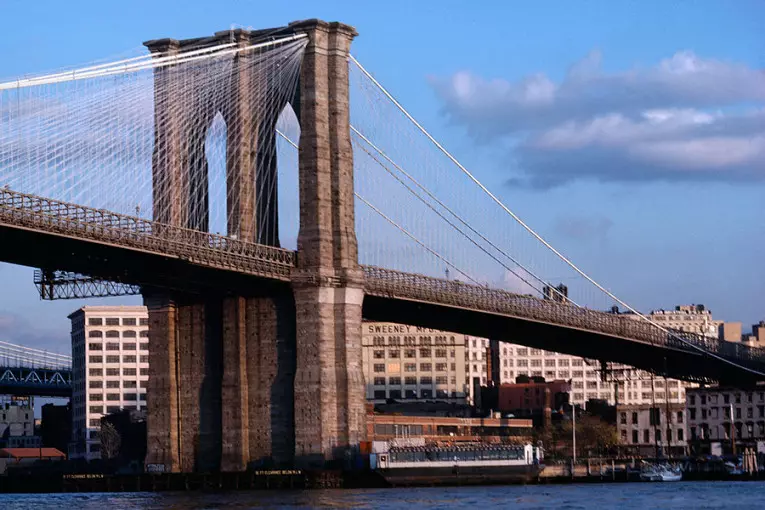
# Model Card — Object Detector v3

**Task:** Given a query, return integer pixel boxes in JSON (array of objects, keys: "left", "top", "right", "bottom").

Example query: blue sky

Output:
[{"left": 0, "top": 0, "right": 763, "bottom": 353}]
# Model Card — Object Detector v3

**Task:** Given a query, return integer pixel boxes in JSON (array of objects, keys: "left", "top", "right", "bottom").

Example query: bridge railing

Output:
[
  {"left": 0, "top": 188, "right": 295, "bottom": 280},
  {"left": 362, "top": 266, "right": 765, "bottom": 367}
]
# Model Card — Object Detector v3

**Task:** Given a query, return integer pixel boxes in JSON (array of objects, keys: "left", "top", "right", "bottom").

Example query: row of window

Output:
[
  {"left": 88, "top": 392, "right": 146, "bottom": 401},
  {"left": 689, "top": 406, "right": 765, "bottom": 420},
  {"left": 88, "top": 317, "right": 148, "bottom": 326},
  {"left": 691, "top": 422, "right": 765, "bottom": 440},
  {"left": 89, "top": 380, "right": 147, "bottom": 389},
  {"left": 620, "top": 410, "right": 684, "bottom": 425},
  {"left": 370, "top": 335, "right": 456, "bottom": 346},
  {"left": 88, "top": 405, "right": 140, "bottom": 415},
  {"left": 373, "top": 363, "right": 454, "bottom": 373},
  {"left": 689, "top": 392, "right": 765, "bottom": 406},
  {"left": 88, "top": 330, "right": 149, "bottom": 338},
  {"left": 87, "top": 342, "right": 149, "bottom": 350},
  {"left": 373, "top": 376, "right": 457, "bottom": 386},
  {"left": 89, "top": 368, "right": 148, "bottom": 376},
  {"left": 623, "top": 428, "right": 685, "bottom": 444},
  {"left": 88, "top": 355, "right": 148, "bottom": 364},
  {"left": 373, "top": 349, "right": 454, "bottom": 359},
  {"left": 372, "top": 389, "right": 458, "bottom": 400}
]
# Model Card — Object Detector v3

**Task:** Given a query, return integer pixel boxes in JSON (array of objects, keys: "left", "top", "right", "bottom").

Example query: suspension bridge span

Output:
[{"left": 1, "top": 19, "right": 762, "bottom": 473}]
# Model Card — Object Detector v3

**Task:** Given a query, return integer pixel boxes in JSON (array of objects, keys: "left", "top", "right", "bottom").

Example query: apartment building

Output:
[
  {"left": 361, "top": 322, "right": 467, "bottom": 404},
  {"left": 686, "top": 386, "right": 765, "bottom": 452},
  {"left": 68, "top": 305, "right": 149, "bottom": 461},
  {"left": 617, "top": 403, "right": 688, "bottom": 457}
]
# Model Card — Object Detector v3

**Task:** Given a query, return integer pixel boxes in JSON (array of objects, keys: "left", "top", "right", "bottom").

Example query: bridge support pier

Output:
[{"left": 290, "top": 19, "right": 366, "bottom": 466}]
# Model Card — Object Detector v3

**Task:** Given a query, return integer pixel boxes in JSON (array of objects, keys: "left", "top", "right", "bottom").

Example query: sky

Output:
[{"left": 0, "top": 0, "right": 763, "bottom": 354}]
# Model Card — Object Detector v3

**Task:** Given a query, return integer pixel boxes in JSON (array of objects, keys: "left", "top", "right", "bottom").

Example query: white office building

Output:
[{"left": 68, "top": 305, "right": 149, "bottom": 461}]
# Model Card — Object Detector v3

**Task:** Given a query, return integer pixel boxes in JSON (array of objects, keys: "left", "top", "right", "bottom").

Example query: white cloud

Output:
[{"left": 432, "top": 51, "right": 765, "bottom": 186}]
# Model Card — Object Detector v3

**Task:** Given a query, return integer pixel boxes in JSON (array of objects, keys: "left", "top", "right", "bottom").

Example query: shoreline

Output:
[{"left": 0, "top": 469, "right": 763, "bottom": 493}]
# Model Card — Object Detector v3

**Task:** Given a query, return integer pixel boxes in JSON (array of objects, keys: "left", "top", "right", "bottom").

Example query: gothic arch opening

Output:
[
  {"left": 274, "top": 102, "right": 300, "bottom": 251},
  {"left": 205, "top": 111, "right": 228, "bottom": 237}
]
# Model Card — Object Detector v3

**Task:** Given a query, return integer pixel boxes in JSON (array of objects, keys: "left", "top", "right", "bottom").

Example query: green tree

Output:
[{"left": 561, "top": 415, "right": 618, "bottom": 457}]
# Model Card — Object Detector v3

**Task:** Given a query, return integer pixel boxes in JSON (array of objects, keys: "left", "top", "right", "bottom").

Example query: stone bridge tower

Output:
[{"left": 142, "top": 19, "right": 365, "bottom": 472}]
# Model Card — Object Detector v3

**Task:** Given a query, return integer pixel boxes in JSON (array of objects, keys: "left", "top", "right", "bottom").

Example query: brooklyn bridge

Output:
[{"left": 1, "top": 19, "right": 763, "bottom": 473}]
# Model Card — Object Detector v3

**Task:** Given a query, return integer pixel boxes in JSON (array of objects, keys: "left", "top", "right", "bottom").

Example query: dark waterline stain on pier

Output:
[{"left": 2, "top": 482, "right": 765, "bottom": 509}]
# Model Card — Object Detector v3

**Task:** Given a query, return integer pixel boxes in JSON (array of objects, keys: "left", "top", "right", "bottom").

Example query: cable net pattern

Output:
[{"left": 0, "top": 36, "right": 306, "bottom": 247}]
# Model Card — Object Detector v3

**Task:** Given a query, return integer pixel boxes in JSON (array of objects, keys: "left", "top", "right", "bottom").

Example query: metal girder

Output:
[{"left": 34, "top": 269, "right": 140, "bottom": 300}]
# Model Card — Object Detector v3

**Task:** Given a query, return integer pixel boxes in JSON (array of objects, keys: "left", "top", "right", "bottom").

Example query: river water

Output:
[{"left": 1, "top": 482, "right": 763, "bottom": 509}]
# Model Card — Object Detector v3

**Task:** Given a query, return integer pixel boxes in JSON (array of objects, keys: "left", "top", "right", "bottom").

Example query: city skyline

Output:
[{"left": 0, "top": 0, "right": 763, "bottom": 352}]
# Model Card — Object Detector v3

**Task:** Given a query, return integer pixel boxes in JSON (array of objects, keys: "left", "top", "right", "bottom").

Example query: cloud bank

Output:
[{"left": 431, "top": 51, "right": 765, "bottom": 187}]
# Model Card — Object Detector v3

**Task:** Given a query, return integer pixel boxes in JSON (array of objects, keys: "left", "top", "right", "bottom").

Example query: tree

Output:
[
  {"left": 100, "top": 421, "right": 122, "bottom": 460},
  {"left": 561, "top": 415, "right": 618, "bottom": 457}
]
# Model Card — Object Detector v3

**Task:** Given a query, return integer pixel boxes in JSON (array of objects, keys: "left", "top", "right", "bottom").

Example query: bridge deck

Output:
[{"left": 1, "top": 188, "right": 763, "bottom": 382}]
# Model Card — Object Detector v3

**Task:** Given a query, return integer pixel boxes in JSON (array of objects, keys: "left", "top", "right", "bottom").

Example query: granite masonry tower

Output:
[{"left": 142, "top": 19, "right": 365, "bottom": 472}]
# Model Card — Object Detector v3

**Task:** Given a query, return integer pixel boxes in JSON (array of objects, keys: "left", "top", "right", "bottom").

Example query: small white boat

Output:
[{"left": 640, "top": 464, "right": 682, "bottom": 482}]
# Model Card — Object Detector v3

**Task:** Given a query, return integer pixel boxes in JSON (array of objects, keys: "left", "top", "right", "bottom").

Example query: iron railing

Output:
[
  {"left": 0, "top": 188, "right": 295, "bottom": 281},
  {"left": 362, "top": 266, "right": 765, "bottom": 370}
]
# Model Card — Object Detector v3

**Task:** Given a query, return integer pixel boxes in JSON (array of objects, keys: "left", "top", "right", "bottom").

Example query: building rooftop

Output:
[{"left": 0, "top": 447, "right": 65, "bottom": 459}]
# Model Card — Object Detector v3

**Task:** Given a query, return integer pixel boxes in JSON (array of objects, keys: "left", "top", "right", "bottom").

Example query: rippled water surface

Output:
[{"left": 1, "top": 482, "right": 764, "bottom": 509}]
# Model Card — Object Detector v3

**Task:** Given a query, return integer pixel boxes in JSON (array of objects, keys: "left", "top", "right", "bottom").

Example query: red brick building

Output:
[{"left": 498, "top": 380, "right": 571, "bottom": 414}]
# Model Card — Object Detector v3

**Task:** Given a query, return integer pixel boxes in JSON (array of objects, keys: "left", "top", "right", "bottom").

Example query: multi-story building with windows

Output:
[
  {"left": 68, "top": 305, "right": 149, "bottom": 461},
  {"left": 616, "top": 403, "right": 688, "bottom": 456},
  {"left": 493, "top": 344, "right": 690, "bottom": 407},
  {"left": 362, "top": 322, "right": 467, "bottom": 404},
  {"left": 685, "top": 386, "right": 765, "bottom": 454}
]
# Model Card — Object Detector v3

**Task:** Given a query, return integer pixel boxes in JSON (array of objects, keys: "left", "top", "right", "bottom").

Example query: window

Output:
[
  {"left": 517, "top": 360, "right": 528, "bottom": 367},
  {"left": 106, "top": 368, "right": 120, "bottom": 376},
  {"left": 89, "top": 394, "right": 103, "bottom": 401},
  {"left": 89, "top": 381, "right": 102, "bottom": 389},
  {"left": 373, "top": 377, "right": 386, "bottom": 386},
  {"left": 106, "top": 380, "right": 120, "bottom": 388},
  {"left": 632, "top": 430, "right": 638, "bottom": 444},
  {"left": 124, "top": 393, "right": 138, "bottom": 401},
  {"left": 748, "top": 408, "right": 754, "bottom": 419},
  {"left": 373, "top": 390, "right": 386, "bottom": 399},
  {"left": 420, "top": 363, "right": 432, "bottom": 372},
  {"left": 106, "top": 342, "right": 119, "bottom": 350},
  {"left": 140, "top": 368, "right": 149, "bottom": 375},
  {"left": 689, "top": 395, "right": 696, "bottom": 406},
  {"left": 139, "top": 342, "right": 149, "bottom": 351},
  {"left": 530, "top": 359, "right": 542, "bottom": 367},
  {"left": 632, "top": 412, "right": 638, "bottom": 425},
  {"left": 419, "top": 348, "right": 431, "bottom": 358},
  {"left": 724, "top": 394, "right": 730, "bottom": 404},
  {"left": 545, "top": 359, "right": 556, "bottom": 367},
  {"left": 88, "top": 330, "right": 103, "bottom": 338},
  {"left": 405, "top": 376, "right": 417, "bottom": 385},
  {"left": 655, "top": 430, "right": 661, "bottom": 442},
  {"left": 435, "top": 349, "right": 447, "bottom": 358},
  {"left": 404, "top": 364, "right": 416, "bottom": 373},
  {"left": 571, "top": 359, "right": 583, "bottom": 367},
  {"left": 89, "top": 406, "right": 103, "bottom": 414},
  {"left": 572, "top": 371, "right": 583, "bottom": 378},
  {"left": 621, "top": 430, "right": 627, "bottom": 442},
  {"left": 106, "top": 393, "right": 120, "bottom": 401},
  {"left": 106, "top": 355, "right": 120, "bottom": 363},
  {"left": 435, "top": 376, "right": 448, "bottom": 385},
  {"left": 558, "top": 371, "right": 570, "bottom": 379},
  {"left": 89, "top": 368, "right": 103, "bottom": 376},
  {"left": 643, "top": 430, "right": 650, "bottom": 443},
  {"left": 421, "top": 376, "right": 433, "bottom": 385},
  {"left": 105, "top": 318, "right": 120, "bottom": 326},
  {"left": 123, "top": 318, "right": 137, "bottom": 326},
  {"left": 124, "top": 368, "right": 137, "bottom": 376},
  {"left": 89, "top": 419, "right": 101, "bottom": 427},
  {"left": 620, "top": 412, "right": 627, "bottom": 424},
  {"left": 105, "top": 331, "right": 120, "bottom": 338},
  {"left": 558, "top": 359, "right": 570, "bottom": 367},
  {"left": 736, "top": 394, "right": 742, "bottom": 404},
  {"left": 139, "top": 330, "right": 149, "bottom": 338},
  {"left": 689, "top": 408, "right": 696, "bottom": 420},
  {"left": 373, "top": 350, "right": 385, "bottom": 359},
  {"left": 587, "top": 381, "right": 598, "bottom": 389},
  {"left": 530, "top": 349, "right": 541, "bottom": 356},
  {"left": 140, "top": 380, "right": 148, "bottom": 388},
  {"left": 88, "top": 356, "right": 103, "bottom": 363},
  {"left": 435, "top": 363, "right": 447, "bottom": 372},
  {"left": 389, "top": 350, "right": 400, "bottom": 358},
  {"left": 389, "top": 377, "right": 401, "bottom": 385},
  {"left": 677, "top": 429, "right": 684, "bottom": 441},
  {"left": 88, "top": 318, "right": 103, "bottom": 326},
  {"left": 140, "top": 355, "right": 149, "bottom": 363},
  {"left": 373, "top": 364, "right": 385, "bottom": 373},
  {"left": 405, "top": 349, "right": 416, "bottom": 358},
  {"left": 736, "top": 408, "right": 742, "bottom": 419},
  {"left": 140, "top": 318, "right": 149, "bottom": 326},
  {"left": 517, "top": 348, "right": 528, "bottom": 356},
  {"left": 677, "top": 411, "right": 684, "bottom": 423},
  {"left": 89, "top": 343, "right": 102, "bottom": 351}
]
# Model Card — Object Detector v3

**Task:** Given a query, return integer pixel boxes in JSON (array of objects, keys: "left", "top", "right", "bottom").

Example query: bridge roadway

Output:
[{"left": 2, "top": 188, "right": 764, "bottom": 384}]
